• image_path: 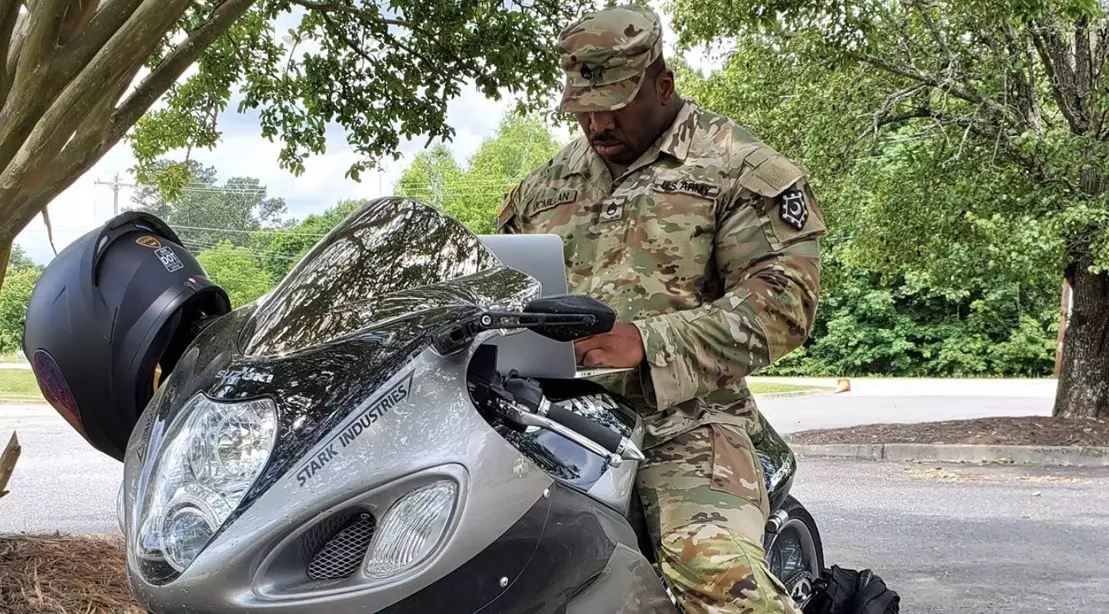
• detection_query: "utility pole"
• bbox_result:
[95,173,137,217]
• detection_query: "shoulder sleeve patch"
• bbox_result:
[777,187,809,231]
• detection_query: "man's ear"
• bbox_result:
[657,70,676,104]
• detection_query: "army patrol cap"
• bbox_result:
[558,4,664,113]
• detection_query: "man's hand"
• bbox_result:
[573,322,645,368]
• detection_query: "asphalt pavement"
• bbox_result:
[790,458,1109,614]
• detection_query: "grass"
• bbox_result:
[0,366,825,402]
[748,382,829,395]
[0,352,23,363]
[0,369,42,402]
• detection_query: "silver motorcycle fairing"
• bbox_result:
[126,342,557,612]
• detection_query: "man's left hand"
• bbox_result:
[574,322,645,368]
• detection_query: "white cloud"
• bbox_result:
[14,5,720,265]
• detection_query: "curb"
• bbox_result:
[791,443,1109,467]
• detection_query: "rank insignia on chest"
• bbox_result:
[599,199,625,223]
[778,188,808,230]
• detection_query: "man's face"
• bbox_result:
[574,69,676,166]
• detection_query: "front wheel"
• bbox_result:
[764,495,824,607]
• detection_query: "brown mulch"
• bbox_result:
[787,416,1109,447]
[0,533,143,614]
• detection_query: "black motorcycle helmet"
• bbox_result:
[22,211,231,462]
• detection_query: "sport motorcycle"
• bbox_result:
[23,196,824,613]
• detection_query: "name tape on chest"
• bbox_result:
[533,187,579,213]
[653,178,721,201]
[778,188,809,231]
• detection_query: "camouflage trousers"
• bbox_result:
[636,423,802,614]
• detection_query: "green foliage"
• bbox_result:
[130,0,593,191]
[0,267,39,353]
[133,159,292,250]
[395,112,564,233]
[763,250,1058,378]
[668,10,1078,378]
[196,241,276,308]
[666,0,1109,272]
[6,246,35,272]
[253,198,366,283]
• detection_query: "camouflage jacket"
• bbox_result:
[496,101,826,448]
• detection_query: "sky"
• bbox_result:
[13,2,726,265]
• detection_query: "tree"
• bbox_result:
[0,266,39,353]
[254,198,365,282]
[395,111,564,233]
[395,143,467,220]
[133,159,290,250]
[6,245,34,271]
[666,1,1109,418]
[0,0,593,291]
[195,240,274,307]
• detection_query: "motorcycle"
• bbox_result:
[27,197,823,613]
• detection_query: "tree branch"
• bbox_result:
[108,0,258,142]
[288,0,460,63]
[4,8,29,89]
[1095,22,1109,72]
[1030,19,1088,132]
[0,0,187,178]
[869,105,1059,188]
[909,0,955,72]
[55,0,143,88]
[58,0,101,45]
[849,52,1021,128]
[11,0,67,92]
[308,2,450,82]
[0,2,21,105]
[864,83,928,137]
[874,5,917,68]
[1074,15,1092,99]
[997,21,1042,133]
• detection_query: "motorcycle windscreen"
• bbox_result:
[239,197,535,357]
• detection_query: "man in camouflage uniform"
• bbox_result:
[497,5,825,613]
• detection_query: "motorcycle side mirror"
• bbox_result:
[430,295,617,355]
[521,294,616,342]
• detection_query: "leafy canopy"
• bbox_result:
[667,0,1109,276]
[0,0,595,291]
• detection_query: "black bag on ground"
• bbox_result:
[802,565,901,614]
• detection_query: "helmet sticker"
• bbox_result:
[154,246,184,272]
[136,235,162,248]
[31,349,84,434]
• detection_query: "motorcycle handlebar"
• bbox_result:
[544,402,623,454]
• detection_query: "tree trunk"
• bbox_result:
[0,237,10,292]
[1052,260,1109,418]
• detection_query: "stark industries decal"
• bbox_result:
[295,371,415,486]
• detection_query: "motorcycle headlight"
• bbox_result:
[135,394,277,581]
